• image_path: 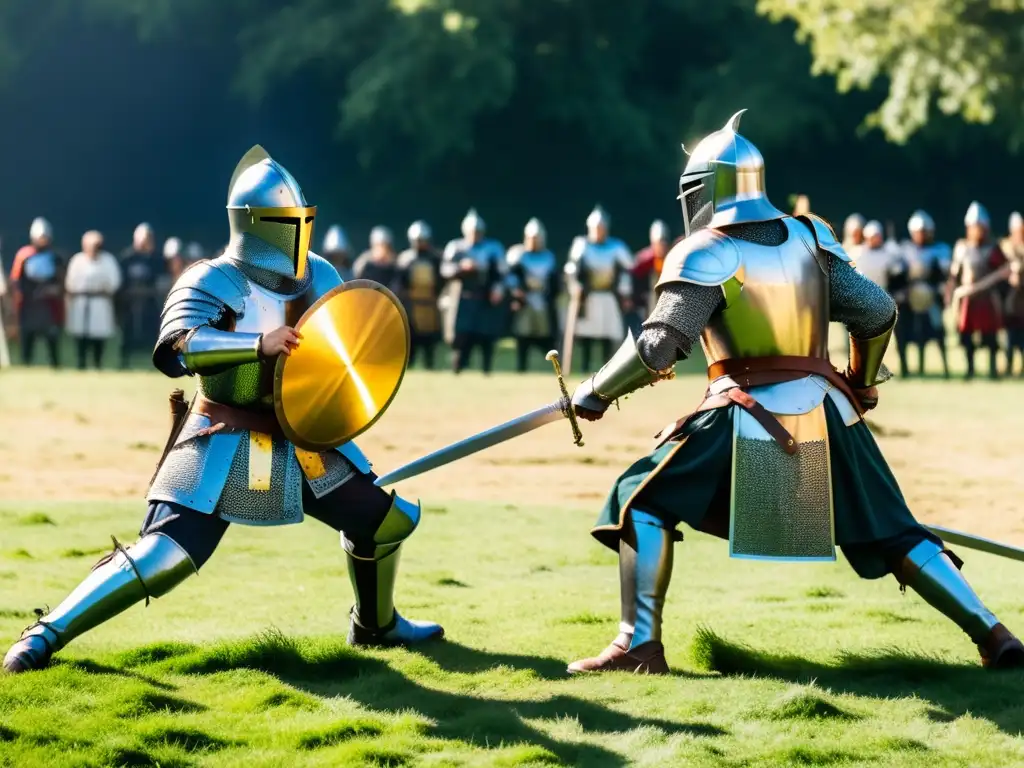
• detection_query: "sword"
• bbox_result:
[924,524,1024,564]
[375,351,584,486]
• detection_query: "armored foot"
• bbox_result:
[348,609,443,647]
[568,638,669,675]
[979,624,1024,670]
[3,627,54,673]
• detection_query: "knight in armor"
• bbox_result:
[440,209,507,374]
[565,112,1024,675]
[564,206,634,372]
[321,225,353,281]
[396,221,443,370]
[3,146,442,674]
[506,218,559,372]
[947,202,1006,380]
[842,213,866,262]
[1000,212,1024,376]
[888,211,951,378]
[353,226,400,290]
[9,217,63,368]
[629,220,672,337]
[117,223,162,369]
[853,221,905,373]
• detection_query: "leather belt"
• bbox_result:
[707,355,863,415]
[192,395,284,439]
[653,355,863,453]
[654,388,798,454]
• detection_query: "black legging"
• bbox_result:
[75,338,105,370]
[410,334,438,370]
[960,332,1000,379]
[19,331,60,368]
[452,333,495,374]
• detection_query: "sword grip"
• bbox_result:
[546,350,584,447]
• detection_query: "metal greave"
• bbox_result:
[901,539,999,643]
[619,509,675,648]
[28,533,196,651]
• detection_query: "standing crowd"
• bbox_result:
[2,199,1023,378]
[0,206,669,374]
[843,201,1024,380]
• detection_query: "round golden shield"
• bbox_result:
[274,280,410,452]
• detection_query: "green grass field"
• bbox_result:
[1,362,1024,767]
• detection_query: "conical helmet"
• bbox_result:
[964,201,990,229]
[226,145,317,279]
[678,109,784,237]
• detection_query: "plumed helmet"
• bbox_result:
[407,220,432,244]
[907,210,934,234]
[370,226,393,247]
[29,217,53,243]
[1010,212,1024,232]
[524,217,546,243]
[163,237,183,260]
[677,109,784,237]
[322,224,348,253]
[649,219,670,243]
[461,208,485,238]
[843,213,865,235]
[226,145,317,280]
[964,201,990,229]
[863,220,884,240]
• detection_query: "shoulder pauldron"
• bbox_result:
[797,213,851,263]
[655,229,742,289]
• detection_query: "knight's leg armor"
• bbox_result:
[899,540,1024,669]
[3,533,195,673]
[344,492,443,646]
[568,510,673,674]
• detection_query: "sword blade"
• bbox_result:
[924,524,1024,564]
[375,400,567,486]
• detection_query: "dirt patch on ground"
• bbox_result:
[1,369,1021,542]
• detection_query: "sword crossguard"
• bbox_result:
[546,350,584,447]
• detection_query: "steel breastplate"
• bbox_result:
[582,245,618,292]
[701,219,829,366]
[956,242,993,286]
[198,281,308,411]
[521,251,555,293]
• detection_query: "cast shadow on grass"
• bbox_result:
[117,629,725,767]
[692,625,1024,734]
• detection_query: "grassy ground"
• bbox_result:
[1,358,1024,767]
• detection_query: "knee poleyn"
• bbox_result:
[344,493,421,560]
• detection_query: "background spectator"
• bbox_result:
[65,230,121,370]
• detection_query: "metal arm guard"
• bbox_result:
[847,310,896,388]
[180,326,262,374]
[573,332,668,411]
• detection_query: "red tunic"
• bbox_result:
[952,241,1005,335]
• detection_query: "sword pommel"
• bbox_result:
[546,350,584,447]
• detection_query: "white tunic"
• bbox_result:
[65,251,122,339]
[565,236,634,340]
